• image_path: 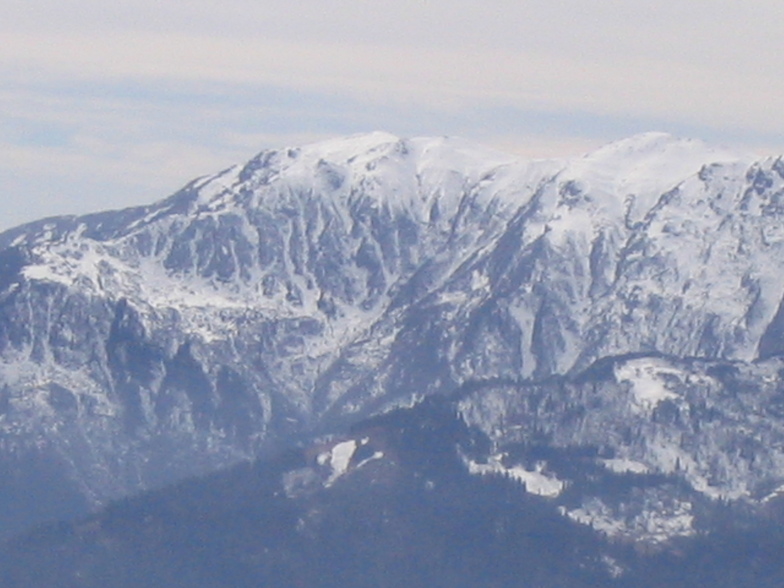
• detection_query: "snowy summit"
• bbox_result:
[0,131,782,544]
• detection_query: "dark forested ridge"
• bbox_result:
[2,399,784,588]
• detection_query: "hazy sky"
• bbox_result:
[2,0,783,229]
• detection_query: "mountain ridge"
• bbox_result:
[0,131,782,544]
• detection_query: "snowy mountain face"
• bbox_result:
[1,130,784,542]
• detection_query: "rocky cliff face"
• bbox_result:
[1,130,784,541]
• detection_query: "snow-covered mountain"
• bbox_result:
[1,130,784,542]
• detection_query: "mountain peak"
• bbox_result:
[296,130,402,163]
[3,130,784,550]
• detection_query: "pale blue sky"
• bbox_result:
[2,0,783,230]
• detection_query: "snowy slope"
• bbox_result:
[1,131,784,543]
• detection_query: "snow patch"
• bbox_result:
[470,270,490,291]
[317,440,357,486]
[600,458,650,475]
[564,497,695,544]
[465,455,564,498]
[614,358,680,413]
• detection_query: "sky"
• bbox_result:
[2,0,784,230]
